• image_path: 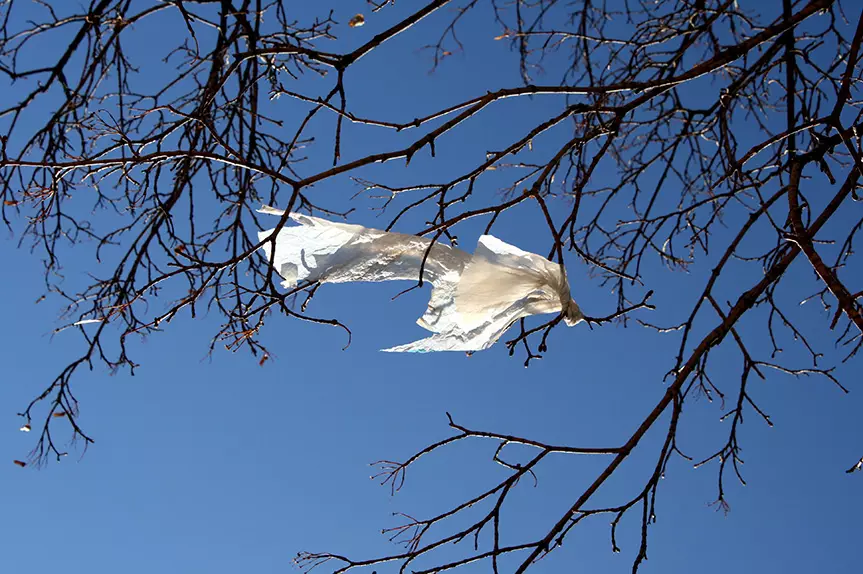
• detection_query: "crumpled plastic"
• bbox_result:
[257,206,583,352]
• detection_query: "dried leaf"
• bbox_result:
[3,199,18,206]
[259,353,269,367]
[174,244,186,254]
[52,412,67,418]
[19,424,31,432]
[348,14,365,28]
[13,460,26,467]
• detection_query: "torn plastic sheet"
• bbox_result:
[257,206,583,352]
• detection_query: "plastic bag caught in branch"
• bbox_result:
[257,206,583,352]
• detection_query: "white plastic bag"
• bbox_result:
[257,206,582,352]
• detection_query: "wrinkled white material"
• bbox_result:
[257,206,582,352]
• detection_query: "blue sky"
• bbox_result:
[1,1,862,573]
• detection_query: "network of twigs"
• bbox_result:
[1,0,862,572]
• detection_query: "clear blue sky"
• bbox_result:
[1,1,861,573]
